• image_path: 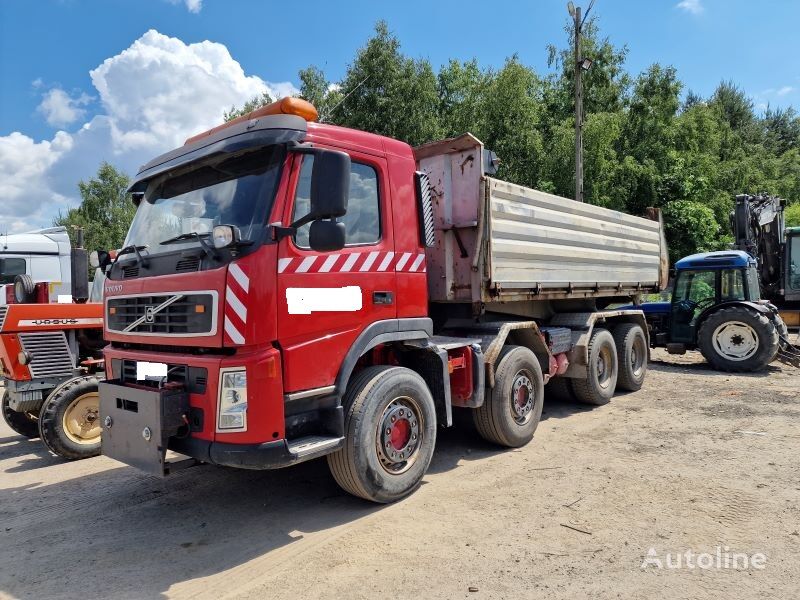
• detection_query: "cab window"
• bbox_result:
[790,238,800,291]
[721,269,746,301]
[0,258,26,284]
[672,269,716,324]
[293,157,381,248]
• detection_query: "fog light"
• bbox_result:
[18,351,32,365]
[218,368,247,431]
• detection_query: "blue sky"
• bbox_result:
[1,0,799,232]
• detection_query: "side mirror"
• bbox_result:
[309,149,350,220]
[309,220,345,252]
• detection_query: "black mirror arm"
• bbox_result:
[271,213,322,241]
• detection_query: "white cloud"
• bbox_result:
[0,29,298,232]
[37,88,93,127]
[676,0,703,15]
[166,0,203,13]
[776,86,794,97]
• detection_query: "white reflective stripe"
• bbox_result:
[278,258,293,273]
[229,263,250,292]
[409,254,425,272]
[395,252,412,271]
[377,252,395,271]
[296,256,317,273]
[225,286,247,322]
[224,317,245,345]
[360,251,380,272]
[341,253,360,272]
[320,254,340,273]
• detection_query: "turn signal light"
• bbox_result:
[185,97,319,145]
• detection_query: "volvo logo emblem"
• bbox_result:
[144,306,156,323]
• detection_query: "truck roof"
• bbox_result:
[0,227,69,256]
[675,250,754,270]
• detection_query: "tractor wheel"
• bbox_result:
[697,306,778,372]
[38,376,101,460]
[473,346,544,448]
[327,366,437,503]
[571,328,618,406]
[13,274,36,303]
[2,391,39,438]
[613,323,648,392]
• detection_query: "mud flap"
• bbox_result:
[99,381,190,476]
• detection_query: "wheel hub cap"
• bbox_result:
[510,371,534,424]
[712,321,759,361]
[377,398,421,474]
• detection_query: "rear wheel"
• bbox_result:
[571,328,618,406]
[613,323,648,392]
[38,376,101,460]
[697,306,778,372]
[328,366,437,503]
[2,391,39,438]
[473,345,544,447]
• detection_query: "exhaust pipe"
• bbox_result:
[70,227,89,303]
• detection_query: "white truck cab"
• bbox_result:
[0,227,72,303]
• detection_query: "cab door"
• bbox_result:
[276,149,397,393]
[670,269,718,343]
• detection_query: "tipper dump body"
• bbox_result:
[415,134,668,309]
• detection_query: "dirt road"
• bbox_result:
[1,350,798,600]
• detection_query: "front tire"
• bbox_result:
[473,345,544,448]
[571,328,618,406]
[38,376,101,460]
[697,306,778,372]
[2,391,39,438]
[328,366,437,503]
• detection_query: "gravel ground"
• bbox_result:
[0,348,798,600]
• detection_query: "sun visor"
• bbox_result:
[127,114,308,194]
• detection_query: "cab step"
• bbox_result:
[287,435,344,458]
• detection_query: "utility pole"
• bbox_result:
[568,1,593,202]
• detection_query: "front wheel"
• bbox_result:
[2,391,39,438]
[328,366,437,503]
[473,345,544,448]
[697,306,778,372]
[38,376,102,460]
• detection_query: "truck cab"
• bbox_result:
[0,227,73,304]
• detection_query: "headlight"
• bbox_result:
[218,368,247,430]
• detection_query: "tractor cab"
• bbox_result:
[786,227,800,299]
[669,251,760,344]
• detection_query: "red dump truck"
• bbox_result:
[99,98,667,502]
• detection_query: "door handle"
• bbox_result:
[372,291,394,305]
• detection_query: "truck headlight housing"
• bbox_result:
[218,368,247,431]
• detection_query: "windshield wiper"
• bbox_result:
[159,232,217,261]
[114,244,150,268]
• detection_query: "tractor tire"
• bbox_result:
[327,366,437,503]
[571,328,618,406]
[38,376,101,460]
[474,346,544,448]
[697,306,778,372]
[2,391,39,438]
[613,323,648,392]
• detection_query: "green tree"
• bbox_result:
[785,202,800,227]
[54,162,136,253]
[662,200,720,264]
[298,65,342,121]
[333,21,442,146]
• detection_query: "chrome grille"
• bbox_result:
[18,332,75,379]
[0,306,7,331]
[107,292,216,336]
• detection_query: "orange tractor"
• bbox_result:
[0,234,106,459]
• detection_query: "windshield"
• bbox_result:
[124,145,285,254]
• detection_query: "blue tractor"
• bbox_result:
[635,250,799,372]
